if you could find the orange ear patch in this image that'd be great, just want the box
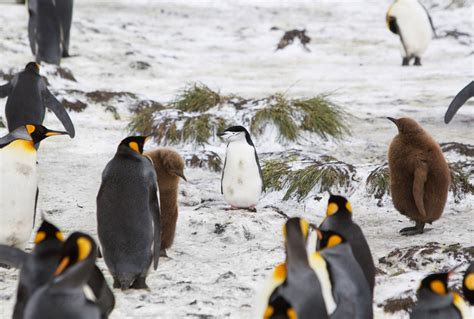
[326,203,338,216]
[129,141,140,153]
[430,280,447,295]
[327,235,342,248]
[34,231,46,244]
[274,263,286,281]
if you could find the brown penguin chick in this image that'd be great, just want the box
[387,117,451,235]
[144,148,186,257]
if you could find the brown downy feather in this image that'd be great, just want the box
[144,148,185,251]
[387,118,451,223]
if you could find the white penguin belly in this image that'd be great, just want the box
[391,0,432,57]
[0,142,37,248]
[309,253,336,315]
[222,141,262,208]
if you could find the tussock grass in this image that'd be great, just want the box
[294,95,349,140]
[251,94,299,141]
[262,158,356,202]
[449,163,474,203]
[128,106,159,136]
[366,164,390,200]
[251,93,349,142]
[154,115,228,145]
[262,159,291,191]
[171,83,222,112]
[284,161,355,201]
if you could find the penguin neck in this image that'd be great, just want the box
[53,255,96,290]
[416,288,453,310]
[285,235,310,270]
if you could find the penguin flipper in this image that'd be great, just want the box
[220,156,227,195]
[413,162,428,218]
[42,87,75,137]
[444,81,474,124]
[0,245,28,268]
[87,265,115,318]
[150,181,161,270]
[0,81,12,98]
[254,148,264,191]
[419,1,437,37]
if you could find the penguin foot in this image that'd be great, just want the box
[130,277,149,290]
[399,222,425,236]
[0,263,12,269]
[402,57,410,66]
[113,277,120,289]
[160,248,168,257]
[247,207,257,213]
[414,57,422,66]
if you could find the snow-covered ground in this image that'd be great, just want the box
[0,0,472,318]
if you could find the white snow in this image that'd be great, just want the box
[0,0,472,318]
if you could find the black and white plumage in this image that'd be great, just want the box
[444,81,474,124]
[0,62,75,139]
[217,126,263,209]
[386,0,435,66]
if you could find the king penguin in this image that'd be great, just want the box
[410,272,470,319]
[23,232,103,319]
[0,62,75,139]
[27,0,74,64]
[463,262,474,305]
[386,0,435,66]
[387,117,451,235]
[0,124,68,249]
[315,229,373,319]
[0,220,115,319]
[97,136,160,290]
[217,126,263,211]
[258,217,333,319]
[317,195,376,295]
[444,81,474,124]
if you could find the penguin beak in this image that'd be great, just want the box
[386,117,397,125]
[216,132,226,137]
[45,130,68,137]
[174,170,187,181]
[54,257,70,276]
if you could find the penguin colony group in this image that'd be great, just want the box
[0,0,472,318]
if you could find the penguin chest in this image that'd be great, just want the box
[0,142,38,248]
[222,142,262,207]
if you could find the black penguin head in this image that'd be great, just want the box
[34,220,64,245]
[25,62,40,74]
[316,229,346,250]
[387,117,424,135]
[119,136,148,154]
[25,124,68,144]
[54,232,96,276]
[326,194,352,217]
[419,273,450,295]
[283,217,310,243]
[217,126,253,145]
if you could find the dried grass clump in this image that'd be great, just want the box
[262,158,356,201]
[449,163,474,203]
[171,83,223,112]
[366,164,390,200]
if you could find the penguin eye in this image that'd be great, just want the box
[430,280,447,295]
[76,237,92,261]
